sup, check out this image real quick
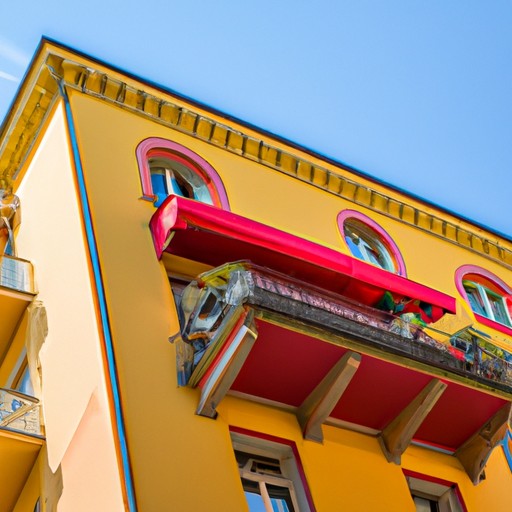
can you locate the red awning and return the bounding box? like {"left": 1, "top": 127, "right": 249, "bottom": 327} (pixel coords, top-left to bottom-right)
{"left": 150, "top": 196, "right": 456, "bottom": 313}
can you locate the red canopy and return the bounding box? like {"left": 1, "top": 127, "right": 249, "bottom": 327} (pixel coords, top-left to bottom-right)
{"left": 150, "top": 196, "right": 456, "bottom": 313}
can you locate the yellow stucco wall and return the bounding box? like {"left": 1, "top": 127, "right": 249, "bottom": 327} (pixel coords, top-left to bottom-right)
{"left": 61, "top": 87, "right": 512, "bottom": 512}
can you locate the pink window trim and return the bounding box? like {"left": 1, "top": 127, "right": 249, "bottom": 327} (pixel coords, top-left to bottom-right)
{"left": 136, "top": 137, "right": 230, "bottom": 210}
{"left": 229, "top": 426, "right": 317, "bottom": 512}
{"left": 337, "top": 209, "right": 407, "bottom": 276}
{"left": 455, "top": 264, "right": 512, "bottom": 335}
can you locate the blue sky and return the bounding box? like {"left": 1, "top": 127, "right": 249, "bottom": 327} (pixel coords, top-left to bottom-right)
{"left": 1, "top": 1, "right": 511, "bottom": 237}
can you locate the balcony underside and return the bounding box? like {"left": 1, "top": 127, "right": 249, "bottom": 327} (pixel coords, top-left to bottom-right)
{"left": 0, "top": 428, "right": 43, "bottom": 512}
{"left": 232, "top": 314, "right": 507, "bottom": 450}
{"left": 0, "top": 256, "right": 36, "bottom": 362}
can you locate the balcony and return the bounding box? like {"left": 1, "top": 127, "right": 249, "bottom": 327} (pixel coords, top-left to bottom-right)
{"left": 0, "top": 255, "right": 36, "bottom": 362}
{"left": 171, "top": 263, "right": 512, "bottom": 486}
{"left": 0, "top": 388, "right": 43, "bottom": 512}
{"left": 151, "top": 197, "right": 512, "bottom": 485}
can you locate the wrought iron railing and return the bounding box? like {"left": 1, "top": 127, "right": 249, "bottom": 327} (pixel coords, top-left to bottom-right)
{"left": 0, "top": 388, "right": 41, "bottom": 436}
{"left": 446, "top": 333, "right": 512, "bottom": 386}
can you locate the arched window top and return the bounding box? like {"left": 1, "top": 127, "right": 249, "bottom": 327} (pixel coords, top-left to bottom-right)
{"left": 337, "top": 210, "right": 406, "bottom": 276}
{"left": 456, "top": 265, "right": 512, "bottom": 330}
{"left": 136, "top": 137, "right": 230, "bottom": 210}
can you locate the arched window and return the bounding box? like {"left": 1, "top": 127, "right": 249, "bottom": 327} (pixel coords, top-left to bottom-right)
{"left": 136, "top": 138, "right": 230, "bottom": 209}
{"left": 456, "top": 265, "right": 512, "bottom": 329}
{"left": 337, "top": 210, "right": 406, "bottom": 275}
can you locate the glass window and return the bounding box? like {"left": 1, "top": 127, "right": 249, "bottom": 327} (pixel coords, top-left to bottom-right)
{"left": 463, "top": 279, "right": 512, "bottom": 328}
{"left": 343, "top": 218, "right": 397, "bottom": 273}
{"left": 237, "top": 452, "right": 297, "bottom": 512}
{"left": 149, "top": 157, "right": 213, "bottom": 207}
{"left": 137, "top": 138, "right": 230, "bottom": 209}
{"left": 231, "top": 432, "right": 313, "bottom": 512}
{"left": 405, "top": 472, "right": 465, "bottom": 512}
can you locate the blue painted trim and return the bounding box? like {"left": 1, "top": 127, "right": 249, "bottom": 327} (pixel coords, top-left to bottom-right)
{"left": 57, "top": 79, "right": 137, "bottom": 511}
{"left": 410, "top": 440, "right": 454, "bottom": 456}
{"left": 503, "top": 431, "right": 512, "bottom": 472}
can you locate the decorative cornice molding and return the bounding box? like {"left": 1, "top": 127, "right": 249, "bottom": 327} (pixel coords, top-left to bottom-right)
{"left": 2, "top": 52, "right": 512, "bottom": 269}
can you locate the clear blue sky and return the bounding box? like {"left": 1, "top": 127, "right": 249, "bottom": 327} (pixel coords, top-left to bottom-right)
{"left": 1, "top": 1, "right": 511, "bottom": 237}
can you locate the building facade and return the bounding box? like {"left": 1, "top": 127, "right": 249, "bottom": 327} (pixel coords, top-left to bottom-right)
{"left": 1, "top": 38, "right": 512, "bottom": 511}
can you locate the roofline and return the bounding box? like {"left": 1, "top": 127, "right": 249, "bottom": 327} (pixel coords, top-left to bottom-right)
{"left": 3, "top": 36, "right": 512, "bottom": 244}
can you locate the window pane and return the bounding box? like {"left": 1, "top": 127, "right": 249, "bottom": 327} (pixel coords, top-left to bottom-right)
{"left": 16, "top": 366, "right": 34, "bottom": 396}
{"left": 267, "top": 484, "right": 295, "bottom": 512}
{"left": 150, "top": 158, "right": 214, "bottom": 206}
{"left": 244, "top": 491, "right": 267, "bottom": 512}
{"left": 486, "top": 291, "right": 511, "bottom": 326}
{"left": 463, "top": 283, "right": 487, "bottom": 316}
{"left": 343, "top": 219, "right": 396, "bottom": 273}
{"left": 150, "top": 172, "right": 168, "bottom": 207}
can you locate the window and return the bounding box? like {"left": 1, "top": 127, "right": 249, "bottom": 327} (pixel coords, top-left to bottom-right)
{"left": 237, "top": 451, "right": 299, "bottom": 512}
{"left": 231, "top": 430, "right": 314, "bottom": 512}
{"left": 149, "top": 156, "right": 213, "bottom": 207}
{"left": 456, "top": 265, "right": 512, "bottom": 331}
{"left": 337, "top": 210, "right": 406, "bottom": 275}
{"left": 404, "top": 471, "right": 466, "bottom": 512}
{"left": 136, "top": 137, "right": 230, "bottom": 209}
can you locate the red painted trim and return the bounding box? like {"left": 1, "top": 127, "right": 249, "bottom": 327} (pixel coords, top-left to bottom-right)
{"left": 198, "top": 309, "right": 250, "bottom": 389}
{"left": 150, "top": 196, "right": 457, "bottom": 313}
{"left": 135, "top": 137, "right": 230, "bottom": 210}
{"left": 229, "top": 426, "right": 317, "bottom": 512}
{"left": 402, "top": 469, "right": 468, "bottom": 512}
{"left": 337, "top": 209, "right": 407, "bottom": 276}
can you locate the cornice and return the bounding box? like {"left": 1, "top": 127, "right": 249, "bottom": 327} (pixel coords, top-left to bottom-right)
{"left": 2, "top": 51, "right": 512, "bottom": 270}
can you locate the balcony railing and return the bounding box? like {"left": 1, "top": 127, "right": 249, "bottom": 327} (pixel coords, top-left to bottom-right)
{"left": 0, "top": 255, "right": 35, "bottom": 294}
{"left": 448, "top": 331, "right": 512, "bottom": 386}
{"left": 0, "top": 388, "right": 41, "bottom": 436}
{"left": 175, "top": 263, "right": 512, "bottom": 393}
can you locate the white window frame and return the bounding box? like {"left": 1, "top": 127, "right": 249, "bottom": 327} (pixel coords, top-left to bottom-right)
{"left": 463, "top": 280, "right": 512, "bottom": 327}
{"left": 238, "top": 456, "right": 300, "bottom": 512}
{"left": 231, "top": 432, "right": 312, "bottom": 512}
{"left": 406, "top": 475, "right": 464, "bottom": 512}
{"left": 149, "top": 158, "right": 214, "bottom": 205}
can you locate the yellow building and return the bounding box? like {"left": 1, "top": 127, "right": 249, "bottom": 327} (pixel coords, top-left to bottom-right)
{"left": 1, "top": 38, "right": 512, "bottom": 511}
